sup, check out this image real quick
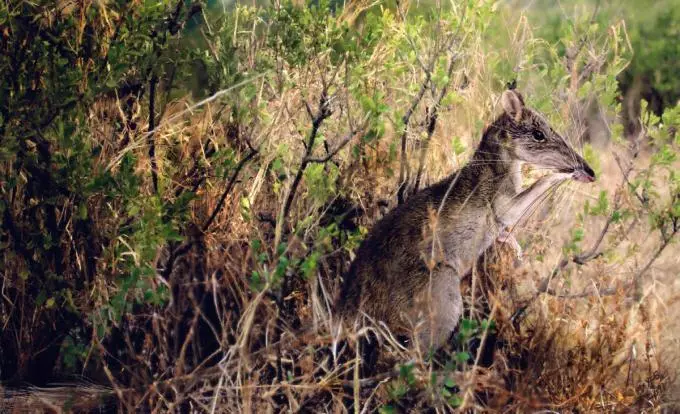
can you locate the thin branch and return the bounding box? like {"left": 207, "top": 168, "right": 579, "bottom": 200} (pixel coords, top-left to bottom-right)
{"left": 202, "top": 149, "right": 258, "bottom": 232}
{"left": 304, "top": 130, "right": 356, "bottom": 163}
{"left": 573, "top": 209, "right": 614, "bottom": 264}
{"left": 565, "top": 0, "right": 600, "bottom": 74}
{"left": 304, "top": 122, "right": 367, "bottom": 163}
{"left": 145, "top": 0, "right": 199, "bottom": 194}
{"left": 543, "top": 221, "right": 676, "bottom": 303}
{"left": 632, "top": 226, "right": 678, "bottom": 300}
{"left": 614, "top": 152, "right": 647, "bottom": 207}
{"left": 148, "top": 76, "right": 159, "bottom": 194}
{"left": 157, "top": 65, "right": 177, "bottom": 124}
{"left": 278, "top": 91, "right": 332, "bottom": 229}
{"left": 396, "top": 70, "right": 432, "bottom": 204}
{"left": 513, "top": 162, "right": 628, "bottom": 322}
{"left": 514, "top": 207, "right": 677, "bottom": 323}
{"left": 413, "top": 51, "right": 459, "bottom": 193}
{"left": 304, "top": 100, "right": 314, "bottom": 121}
{"left": 544, "top": 283, "right": 621, "bottom": 299}
{"left": 174, "top": 311, "right": 200, "bottom": 377}
{"left": 344, "top": 59, "right": 355, "bottom": 131}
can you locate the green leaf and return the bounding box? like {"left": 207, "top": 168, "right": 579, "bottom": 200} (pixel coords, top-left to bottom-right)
{"left": 277, "top": 242, "right": 287, "bottom": 256}
{"left": 78, "top": 203, "right": 88, "bottom": 220}
{"left": 589, "top": 191, "right": 609, "bottom": 216}
{"left": 379, "top": 405, "right": 396, "bottom": 414}
{"left": 249, "top": 271, "right": 265, "bottom": 292}
{"left": 399, "top": 362, "right": 416, "bottom": 385}
{"left": 455, "top": 351, "right": 471, "bottom": 363}
{"left": 36, "top": 290, "right": 47, "bottom": 306}
{"left": 448, "top": 395, "right": 463, "bottom": 407}
{"left": 480, "top": 319, "right": 496, "bottom": 332}
{"left": 451, "top": 137, "right": 467, "bottom": 156}
{"left": 573, "top": 227, "right": 585, "bottom": 242}
{"left": 301, "top": 252, "right": 320, "bottom": 280}
{"left": 583, "top": 144, "right": 601, "bottom": 179}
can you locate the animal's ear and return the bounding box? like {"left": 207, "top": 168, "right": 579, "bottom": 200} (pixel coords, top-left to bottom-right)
{"left": 501, "top": 89, "right": 524, "bottom": 122}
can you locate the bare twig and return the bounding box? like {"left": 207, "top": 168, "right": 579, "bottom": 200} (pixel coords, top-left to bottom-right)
{"left": 614, "top": 152, "right": 647, "bottom": 207}
{"left": 632, "top": 226, "right": 678, "bottom": 301}
{"left": 542, "top": 218, "right": 675, "bottom": 304}
{"left": 304, "top": 100, "right": 315, "bottom": 121}
{"left": 512, "top": 211, "right": 616, "bottom": 320}
{"left": 202, "top": 149, "right": 258, "bottom": 232}
{"left": 175, "top": 312, "right": 200, "bottom": 377}
{"left": 544, "top": 283, "right": 621, "bottom": 299}
{"left": 304, "top": 129, "right": 361, "bottom": 163}
{"left": 106, "top": 72, "right": 271, "bottom": 172}
{"left": 97, "top": 342, "right": 134, "bottom": 412}
{"left": 573, "top": 209, "right": 614, "bottom": 264}
{"left": 148, "top": 76, "right": 159, "bottom": 194}
{"left": 515, "top": 188, "right": 675, "bottom": 324}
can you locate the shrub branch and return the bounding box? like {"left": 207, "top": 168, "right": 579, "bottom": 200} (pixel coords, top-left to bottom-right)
{"left": 202, "top": 149, "right": 259, "bottom": 233}
{"left": 275, "top": 89, "right": 332, "bottom": 247}
{"left": 148, "top": 76, "right": 159, "bottom": 194}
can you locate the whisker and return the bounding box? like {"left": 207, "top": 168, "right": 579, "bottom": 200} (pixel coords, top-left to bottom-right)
{"left": 505, "top": 179, "right": 567, "bottom": 237}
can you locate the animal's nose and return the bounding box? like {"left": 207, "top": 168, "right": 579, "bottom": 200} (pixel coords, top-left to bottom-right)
{"left": 583, "top": 164, "right": 595, "bottom": 180}
{"left": 573, "top": 163, "right": 596, "bottom": 183}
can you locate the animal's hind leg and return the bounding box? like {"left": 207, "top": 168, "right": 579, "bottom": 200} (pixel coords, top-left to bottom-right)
{"left": 413, "top": 266, "right": 463, "bottom": 353}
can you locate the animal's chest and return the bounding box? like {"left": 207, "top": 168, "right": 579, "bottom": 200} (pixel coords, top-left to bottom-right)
{"left": 427, "top": 209, "right": 497, "bottom": 273}
{"left": 492, "top": 192, "right": 517, "bottom": 227}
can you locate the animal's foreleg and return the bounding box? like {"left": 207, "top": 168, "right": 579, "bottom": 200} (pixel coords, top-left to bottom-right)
{"left": 496, "top": 173, "right": 570, "bottom": 227}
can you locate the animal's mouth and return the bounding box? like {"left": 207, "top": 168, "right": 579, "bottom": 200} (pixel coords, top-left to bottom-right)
{"left": 558, "top": 167, "right": 596, "bottom": 183}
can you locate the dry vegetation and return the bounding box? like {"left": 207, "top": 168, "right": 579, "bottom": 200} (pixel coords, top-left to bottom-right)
{"left": 1, "top": 0, "right": 679, "bottom": 412}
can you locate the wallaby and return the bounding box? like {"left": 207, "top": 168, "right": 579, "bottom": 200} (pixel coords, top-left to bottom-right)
{"left": 336, "top": 88, "right": 596, "bottom": 352}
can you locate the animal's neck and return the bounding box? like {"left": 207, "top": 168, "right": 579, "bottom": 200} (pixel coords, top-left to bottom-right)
{"left": 469, "top": 116, "right": 523, "bottom": 194}
{"left": 473, "top": 119, "right": 511, "bottom": 174}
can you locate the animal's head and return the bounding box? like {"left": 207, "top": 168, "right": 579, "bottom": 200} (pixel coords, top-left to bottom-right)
{"left": 499, "top": 88, "right": 596, "bottom": 183}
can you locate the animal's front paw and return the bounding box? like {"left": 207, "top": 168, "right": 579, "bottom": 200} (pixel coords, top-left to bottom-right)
{"left": 497, "top": 229, "right": 523, "bottom": 261}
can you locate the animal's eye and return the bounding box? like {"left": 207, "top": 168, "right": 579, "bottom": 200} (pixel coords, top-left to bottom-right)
{"left": 533, "top": 131, "right": 546, "bottom": 142}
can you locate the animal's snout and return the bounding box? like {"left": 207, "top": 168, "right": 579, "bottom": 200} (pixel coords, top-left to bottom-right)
{"left": 573, "top": 163, "right": 596, "bottom": 183}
